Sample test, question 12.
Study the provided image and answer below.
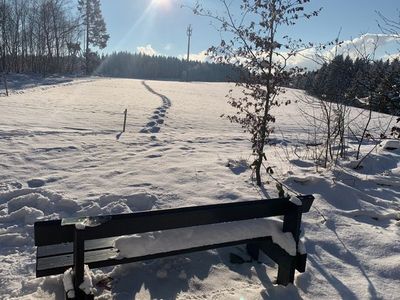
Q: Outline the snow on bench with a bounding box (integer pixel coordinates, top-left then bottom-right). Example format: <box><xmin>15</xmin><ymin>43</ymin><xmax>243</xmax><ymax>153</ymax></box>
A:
<box><xmin>113</xmin><ymin>218</ymin><xmax>297</xmax><ymax>259</ymax></box>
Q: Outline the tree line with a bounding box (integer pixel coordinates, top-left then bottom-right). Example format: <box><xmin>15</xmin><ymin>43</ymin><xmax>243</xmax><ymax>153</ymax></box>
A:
<box><xmin>0</xmin><ymin>0</ymin><xmax>108</xmax><ymax>75</ymax></box>
<box><xmin>96</xmin><ymin>52</ymin><xmax>242</xmax><ymax>82</ymax></box>
<box><xmin>0</xmin><ymin>0</ymin><xmax>240</xmax><ymax>82</ymax></box>
<box><xmin>290</xmin><ymin>55</ymin><xmax>400</xmax><ymax>115</ymax></box>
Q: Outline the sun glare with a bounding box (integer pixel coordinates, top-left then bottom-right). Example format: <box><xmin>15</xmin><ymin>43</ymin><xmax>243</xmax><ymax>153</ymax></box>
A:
<box><xmin>151</xmin><ymin>0</ymin><xmax>171</xmax><ymax>9</ymax></box>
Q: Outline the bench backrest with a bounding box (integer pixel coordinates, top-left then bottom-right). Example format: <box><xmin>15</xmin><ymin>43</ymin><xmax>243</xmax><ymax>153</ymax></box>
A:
<box><xmin>35</xmin><ymin>195</ymin><xmax>314</xmax><ymax>246</ymax></box>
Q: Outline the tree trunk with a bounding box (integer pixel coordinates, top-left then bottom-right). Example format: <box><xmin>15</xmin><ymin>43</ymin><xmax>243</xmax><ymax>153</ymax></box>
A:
<box><xmin>1</xmin><ymin>0</ymin><xmax>6</xmax><ymax>72</ymax></box>
<box><xmin>255</xmin><ymin>11</ymin><xmax>277</xmax><ymax>186</ymax></box>
<box><xmin>85</xmin><ymin>0</ymin><xmax>90</xmax><ymax>74</ymax></box>
<box><xmin>255</xmin><ymin>156</ymin><xmax>262</xmax><ymax>186</ymax></box>
<box><xmin>356</xmin><ymin>106</ymin><xmax>373</xmax><ymax>160</ymax></box>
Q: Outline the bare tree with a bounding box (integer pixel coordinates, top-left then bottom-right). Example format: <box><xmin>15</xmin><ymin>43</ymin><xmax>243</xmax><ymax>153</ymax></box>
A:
<box><xmin>193</xmin><ymin>0</ymin><xmax>320</xmax><ymax>186</ymax></box>
<box><xmin>377</xmin><ymin>10</ymin><xmax>400</xmax><ymax>115</ymax></box>
<box><xmin>377</xmin><ymin>10</ymin><xmax>400</xmax><ymax>40</ymax></box>
<box><xmin>347</xmin><ymin>36</ymin><xmax>382</xmax><ymax>160</ymax></box>
<box><xmin>0</xmin><ymin>0</ymin><xmax>84</xmax><ymax>75</ymax></box>
<box><xmin>0</xmin><ymin>0</ymin><xmax>8</xmax><ymax>72</ymax></box>
<box><xmin>298</xmin><ymin>33</ymin><xmax>397</xmax><ymax>168</ymax></box>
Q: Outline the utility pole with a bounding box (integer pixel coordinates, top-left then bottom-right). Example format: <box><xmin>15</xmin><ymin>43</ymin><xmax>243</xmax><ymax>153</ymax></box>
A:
<box><xmin>186</xmin><ymin>25</ymin><xmax>192</xmax><ymax>81</ymax></box>
<box><xmin>186</xmin><ymin>24</ymin><xmax>192</xmax><ymax>62</ymax></box>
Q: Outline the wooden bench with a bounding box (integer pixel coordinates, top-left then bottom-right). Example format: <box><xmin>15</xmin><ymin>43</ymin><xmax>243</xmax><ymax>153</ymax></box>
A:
<box><xmin>34</xmin><ymin>195</ymin><xmax>314</xmax><ymax>299</ymax></box>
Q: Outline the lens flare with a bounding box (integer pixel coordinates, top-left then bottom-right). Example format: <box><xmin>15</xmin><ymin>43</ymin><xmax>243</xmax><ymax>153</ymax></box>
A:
<box><xmin>151</xmin><ymin>0</ymin><xmax>171</xmax><ymax>9</ymax></box>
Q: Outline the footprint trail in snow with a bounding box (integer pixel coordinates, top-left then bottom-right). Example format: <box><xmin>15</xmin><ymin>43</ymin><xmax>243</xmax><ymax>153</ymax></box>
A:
<box><xmin>140</xmin><ymin>81</ymin><xmax>172</xmax><ymax>134</ymax></box>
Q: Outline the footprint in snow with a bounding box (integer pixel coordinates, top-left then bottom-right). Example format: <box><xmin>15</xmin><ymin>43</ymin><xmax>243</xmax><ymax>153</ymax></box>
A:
<box><xmin>27</xmin><ymin>179</ymin><xmax>46</xmax><ymax>188</ymax></box>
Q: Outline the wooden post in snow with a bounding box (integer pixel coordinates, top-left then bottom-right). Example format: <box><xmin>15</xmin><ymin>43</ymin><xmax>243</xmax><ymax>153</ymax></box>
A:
<box><xmin>122</xmin><ymin>109</ymin><xmax>127</xmax><ymax>132</ymax></box>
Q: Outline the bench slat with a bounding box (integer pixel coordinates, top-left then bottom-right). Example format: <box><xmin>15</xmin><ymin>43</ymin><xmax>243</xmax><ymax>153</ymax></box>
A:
<box><xmin>37</xmin><ymin>248</ymin><xmax>118</xmax><ymax>277</ymax></box>
<box><xmin>37</xmin><ymin>237</ymin><xmax>116</xmax><ymax>258</ymax></box>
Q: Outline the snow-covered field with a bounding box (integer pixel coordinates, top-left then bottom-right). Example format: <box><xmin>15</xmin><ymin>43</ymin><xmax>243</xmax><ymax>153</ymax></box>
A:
<box><xmin>0</xmin><ymin>78</ymin><xmax>399</xmax><ymax>299</ymax></box>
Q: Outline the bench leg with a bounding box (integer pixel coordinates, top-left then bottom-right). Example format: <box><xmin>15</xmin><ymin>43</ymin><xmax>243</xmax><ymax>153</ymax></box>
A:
<box><xmin>276</xmin><ymin>256</ymin><xmax>296</xmax><ymax>285</ymax></box>
<box><xmin>258</xmin><ymin>239</ymin><xmax>298</xmax><ymax>286</ymax></box>
<box><xmin>73</xmin><ymin>229</ymin><xmax>85</xmax><ymax>299</ymax></box>
<box><xmin>296</xmin><ymin>253</ymin><xmax>307</xmax><ymax>273</ymax></box>
<box><xmin>73</xmin><ymin>230</ymin><xmax>94</xmax><ymax>300</ymax></box>
<box><xmin>246</xmin><ymin>243</ymin><xmax>260</xmax><ymax>261</ymax></box>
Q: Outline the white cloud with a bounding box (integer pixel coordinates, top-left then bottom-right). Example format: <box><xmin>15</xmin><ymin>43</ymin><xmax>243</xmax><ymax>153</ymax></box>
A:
<box><xmin>382</xmin><ymin>52</ymin><xmax>400</xmax><ymax>61</ymax></box>
<box><xmin>179</xmin><ymin>50</ymin><xmax>210</xmax><ymax>62</ymax></box>
<box><xmin>136</xmin><ymin>34</ymin><xmax>399</xmax><ymax>68</ymax></box>
<box><xmin>189</xmin><ymin>50</ymin><xmax>209</xmax><ymax>62</ymax></box>
<box><xmin>137</xmin><ymin>44</ymin><xmax>158</xmax><ymax>56</ymax></box>
<box><xmin>281</xmin><ymin>48</ymin><xmax>320</xmax><ymax>70</ymax></box>
<box><xmin>278</xmin><ymin>33</ymin><xmax>400</xmax><ymax>70</ymax></box>
<box><xmin>136</xmin><ymin>45</ymin><xmax>209</xmax><ymax>61</ymax></box>
<box><xmin>338</xmin><ymin>33</ymin><xmax>397</xmax><ymax>56</ymax></box>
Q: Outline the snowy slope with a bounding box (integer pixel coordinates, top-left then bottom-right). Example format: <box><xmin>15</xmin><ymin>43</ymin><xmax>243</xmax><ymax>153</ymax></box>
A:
<box><xmin>0</xmin><ymin>78</ymin><xmax>399</xmax><ymax>299</ymax></box>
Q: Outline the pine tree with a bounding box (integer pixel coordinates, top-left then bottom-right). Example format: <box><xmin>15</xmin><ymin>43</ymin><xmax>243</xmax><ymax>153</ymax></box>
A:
<box><xmin>78</xmin><ymin>0</ymin><xmax>109</xmax><ymax>74</ymax></box>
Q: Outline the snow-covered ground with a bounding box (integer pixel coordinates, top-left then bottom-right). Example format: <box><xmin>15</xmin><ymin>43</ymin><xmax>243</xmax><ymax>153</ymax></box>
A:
<box><xmin>0</xmin><ymin>78</ymin><xmax>399</xmax><ymax>299</ymax></box>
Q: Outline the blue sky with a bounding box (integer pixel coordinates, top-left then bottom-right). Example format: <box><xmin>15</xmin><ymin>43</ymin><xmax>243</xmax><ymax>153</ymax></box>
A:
<box><xmin>99</xmin><ymin>0</ymin><xmax>399</xmax><ymax>61</ymax></box>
